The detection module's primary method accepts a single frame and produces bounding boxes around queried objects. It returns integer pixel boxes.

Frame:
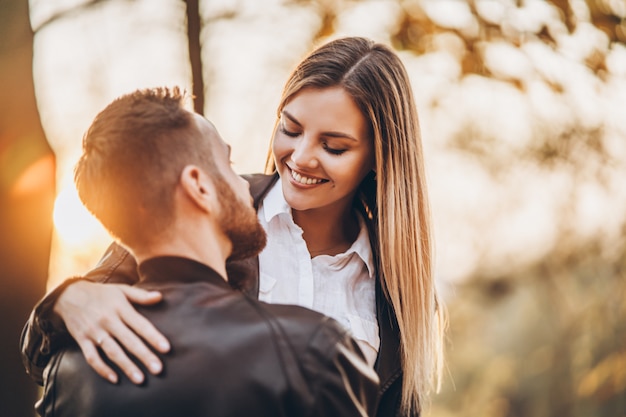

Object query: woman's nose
[290,137,319,169]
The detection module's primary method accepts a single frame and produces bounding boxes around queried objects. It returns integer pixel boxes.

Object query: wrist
[35,277,85,352]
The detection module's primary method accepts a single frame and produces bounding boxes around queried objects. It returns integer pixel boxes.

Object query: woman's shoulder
[241,173,279,206]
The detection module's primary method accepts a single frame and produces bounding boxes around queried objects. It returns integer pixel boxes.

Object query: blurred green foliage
[432,244,625,417]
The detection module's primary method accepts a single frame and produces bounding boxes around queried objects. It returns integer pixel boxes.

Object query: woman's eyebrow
[322,131,358,141]
[281,110,301,126]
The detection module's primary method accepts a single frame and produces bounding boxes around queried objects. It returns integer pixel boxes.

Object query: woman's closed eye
[279,124,347,155]
[323,143,347,155]
[279,126,300,137]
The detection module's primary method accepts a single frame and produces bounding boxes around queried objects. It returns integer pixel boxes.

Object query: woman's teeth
[291,170,325,185]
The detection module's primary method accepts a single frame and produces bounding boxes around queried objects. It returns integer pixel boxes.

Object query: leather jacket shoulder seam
[103,248,131,282]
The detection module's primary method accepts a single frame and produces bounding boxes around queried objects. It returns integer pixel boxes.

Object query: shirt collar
[343,215,376,279]
[262,180,376,279]
[262,180,291,223]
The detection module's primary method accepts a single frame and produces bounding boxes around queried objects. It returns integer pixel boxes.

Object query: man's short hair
[74,87,219,247]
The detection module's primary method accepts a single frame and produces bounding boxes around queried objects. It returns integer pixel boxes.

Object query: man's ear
[179,165,216,213]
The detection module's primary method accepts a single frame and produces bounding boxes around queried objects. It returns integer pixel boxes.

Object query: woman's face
[272,86,374,214]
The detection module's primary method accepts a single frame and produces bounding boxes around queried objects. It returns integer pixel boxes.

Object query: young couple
[22,36,446,417]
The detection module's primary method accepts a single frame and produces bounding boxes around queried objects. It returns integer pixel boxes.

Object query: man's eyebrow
[281,110,358,142]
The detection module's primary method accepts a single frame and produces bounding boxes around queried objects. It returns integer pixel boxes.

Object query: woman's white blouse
[257,181,380,366]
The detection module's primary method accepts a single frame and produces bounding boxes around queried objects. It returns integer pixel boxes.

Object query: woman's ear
[179,165,216,213]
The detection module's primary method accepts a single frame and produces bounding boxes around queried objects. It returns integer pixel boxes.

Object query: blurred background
[1,0,625,416]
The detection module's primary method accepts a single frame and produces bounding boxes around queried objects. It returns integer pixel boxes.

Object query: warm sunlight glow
[10,154,55,198]
[52,184,108,247]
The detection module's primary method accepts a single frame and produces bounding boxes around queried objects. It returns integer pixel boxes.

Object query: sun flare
[52,185,109,247]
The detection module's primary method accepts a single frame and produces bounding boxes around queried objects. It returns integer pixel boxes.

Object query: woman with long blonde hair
[22,36,445,416]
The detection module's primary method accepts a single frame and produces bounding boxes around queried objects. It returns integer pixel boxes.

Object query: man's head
[74,87,265,261]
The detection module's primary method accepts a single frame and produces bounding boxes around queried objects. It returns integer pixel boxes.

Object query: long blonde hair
[265,37,446,414]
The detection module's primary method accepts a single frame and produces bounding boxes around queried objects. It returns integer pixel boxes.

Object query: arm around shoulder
[20,242,139,384]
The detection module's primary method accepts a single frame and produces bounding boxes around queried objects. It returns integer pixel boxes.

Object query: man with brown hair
[35,87,378,417]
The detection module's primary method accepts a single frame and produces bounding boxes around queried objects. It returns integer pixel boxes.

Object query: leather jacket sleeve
[303,319,380,417]
[20,242,139,385]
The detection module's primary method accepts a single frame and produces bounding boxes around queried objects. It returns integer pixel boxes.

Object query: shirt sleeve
[20,242,139,385]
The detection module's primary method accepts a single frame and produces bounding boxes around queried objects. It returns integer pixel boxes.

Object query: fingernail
[108,373,118,384]
[131,371,144,384]
[149,361,162,374]
[159,341,170,351]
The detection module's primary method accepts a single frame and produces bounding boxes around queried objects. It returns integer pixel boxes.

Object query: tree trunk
[0,1,55,416]
[185,0,204,114]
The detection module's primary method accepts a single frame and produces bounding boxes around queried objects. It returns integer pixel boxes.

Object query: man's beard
[214,179,267,261]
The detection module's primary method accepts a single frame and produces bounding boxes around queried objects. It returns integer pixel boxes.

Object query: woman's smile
[287,166,328,186]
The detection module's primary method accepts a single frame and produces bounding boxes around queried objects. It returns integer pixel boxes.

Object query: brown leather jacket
[21,174,413,417]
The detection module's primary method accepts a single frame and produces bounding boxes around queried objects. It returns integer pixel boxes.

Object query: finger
[119,286,163,305]
[119,303,170,354]
[79,340,119,384]
[106,318,165,375]
[98,336,145,385]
